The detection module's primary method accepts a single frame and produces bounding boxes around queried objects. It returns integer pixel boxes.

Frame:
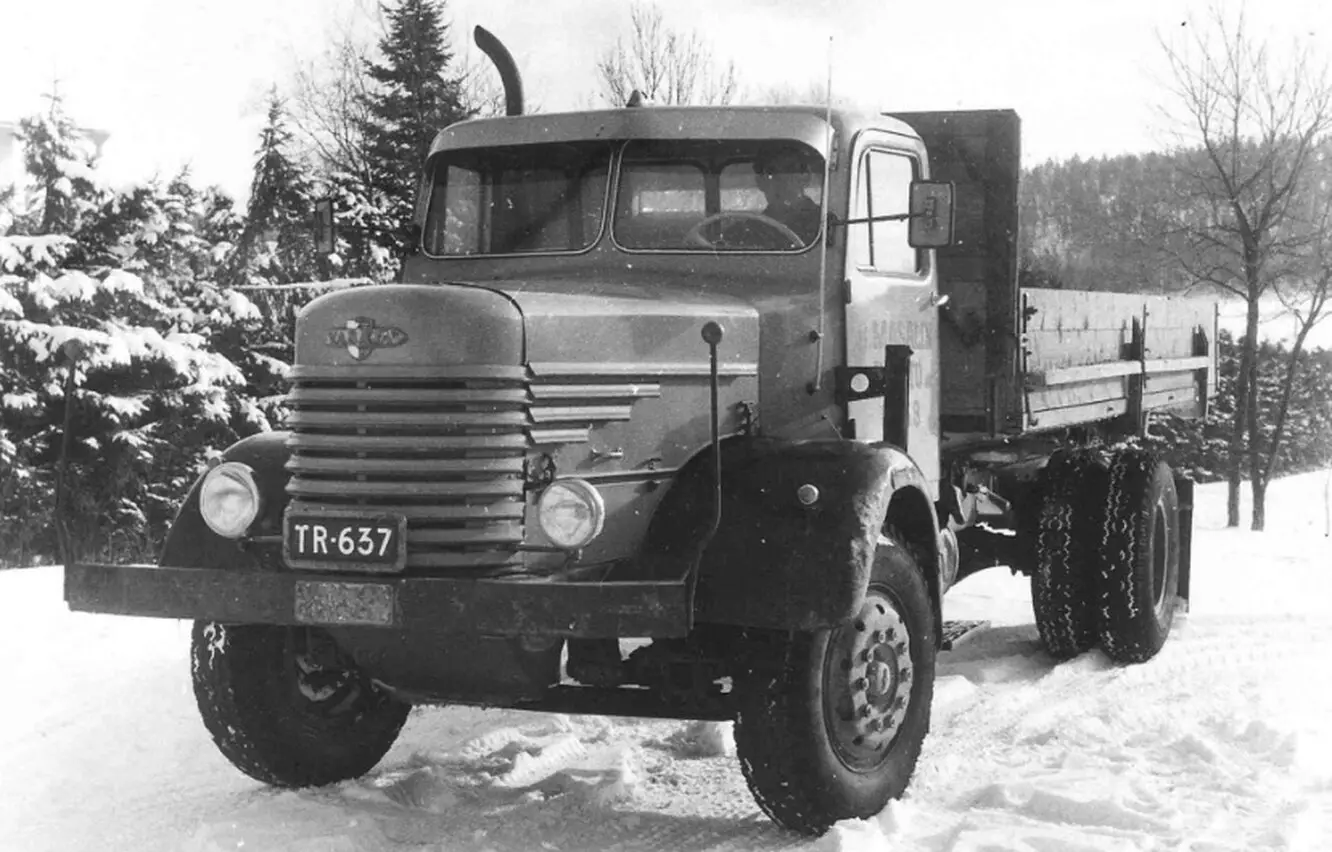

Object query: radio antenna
[811,36,834,394]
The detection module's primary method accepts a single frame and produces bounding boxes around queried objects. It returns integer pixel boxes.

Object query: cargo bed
[1020,287,1216,432]
[895,109,1218,443]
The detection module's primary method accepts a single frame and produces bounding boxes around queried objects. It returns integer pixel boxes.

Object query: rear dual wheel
[1029,449,1103,659]
[1030,448,1181,664]
[1098,450,1181,663]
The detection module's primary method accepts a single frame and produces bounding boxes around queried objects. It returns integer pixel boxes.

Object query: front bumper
[65,563,690,638]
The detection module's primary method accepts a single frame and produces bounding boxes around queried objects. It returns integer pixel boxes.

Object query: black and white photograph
[2,0,1331,849]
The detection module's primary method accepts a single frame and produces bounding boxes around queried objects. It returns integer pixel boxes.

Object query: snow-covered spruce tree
[234,89,320,287]
[11,93,105,239]
[222,88,323,421]
[0,94,260,567]
[96,170,282,438]
[332,0,473,279]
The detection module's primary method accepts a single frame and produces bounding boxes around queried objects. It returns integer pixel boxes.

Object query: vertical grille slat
[284,369,529,574]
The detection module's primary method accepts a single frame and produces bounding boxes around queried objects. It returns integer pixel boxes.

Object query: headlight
[536,478,605,549]
[199,462,261,538]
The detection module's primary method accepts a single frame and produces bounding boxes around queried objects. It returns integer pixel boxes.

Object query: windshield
[422,138,824,256]
[614,140,824,252]
[424,142,612,256]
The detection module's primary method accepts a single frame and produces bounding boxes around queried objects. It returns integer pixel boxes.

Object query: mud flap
[1175,475,1194,614]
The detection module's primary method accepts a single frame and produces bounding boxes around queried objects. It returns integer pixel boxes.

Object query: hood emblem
[326,317,408,361]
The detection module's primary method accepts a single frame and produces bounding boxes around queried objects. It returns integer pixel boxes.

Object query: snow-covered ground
[3,471,1331,852]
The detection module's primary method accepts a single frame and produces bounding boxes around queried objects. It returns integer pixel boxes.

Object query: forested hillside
[1019,152,1185,293]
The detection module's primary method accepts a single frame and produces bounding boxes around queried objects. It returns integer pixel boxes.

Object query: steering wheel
[684,211,804,250]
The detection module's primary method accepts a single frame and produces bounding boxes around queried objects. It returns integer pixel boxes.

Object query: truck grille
[284,365,528,574]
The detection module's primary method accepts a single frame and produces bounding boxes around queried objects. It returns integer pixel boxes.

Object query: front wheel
[732,534,937,836]
[191,622,410,787]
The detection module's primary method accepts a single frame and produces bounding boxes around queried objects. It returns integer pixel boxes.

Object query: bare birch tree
[1253,152,1332,527]
[596,2,738,106]
[288,7,379,187]
[1158,5,1332,529]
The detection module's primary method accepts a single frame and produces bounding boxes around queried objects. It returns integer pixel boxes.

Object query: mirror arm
[840,212,920,225]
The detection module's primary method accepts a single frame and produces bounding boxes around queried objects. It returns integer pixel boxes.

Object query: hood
[295,280,760,373]
[489,279,759,373]
[295,284,523,368]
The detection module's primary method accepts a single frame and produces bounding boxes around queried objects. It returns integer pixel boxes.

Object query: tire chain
[1097,449,1158,662]
[1030,450,1103,659]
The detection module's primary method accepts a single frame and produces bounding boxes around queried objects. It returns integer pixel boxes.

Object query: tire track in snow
[191,714,809,852]
[184,612,1332,851]
[906,612,1332,851]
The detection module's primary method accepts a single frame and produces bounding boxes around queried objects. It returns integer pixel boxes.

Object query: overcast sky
[3,0,1330,201]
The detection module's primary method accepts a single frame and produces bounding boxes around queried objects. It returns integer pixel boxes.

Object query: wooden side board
[1017,288,1217,432]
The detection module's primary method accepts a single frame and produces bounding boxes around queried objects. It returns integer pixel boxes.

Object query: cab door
[842,132,941,496]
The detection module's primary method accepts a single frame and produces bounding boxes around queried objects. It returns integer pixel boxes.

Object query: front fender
[159,431,292,569]
[646,438,937,632]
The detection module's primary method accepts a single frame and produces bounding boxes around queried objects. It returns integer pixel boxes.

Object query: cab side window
[850,150,921,276]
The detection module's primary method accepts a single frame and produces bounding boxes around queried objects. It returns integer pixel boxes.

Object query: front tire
[191,622,410,787]
[1097,450,1181,663]
[733,534,936,836]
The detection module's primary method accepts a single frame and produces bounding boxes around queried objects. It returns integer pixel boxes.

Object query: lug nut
[869,719,883,732]
[872,630,885,644]
[860,705,873,718]
[853,677,868,691]
[901,667,912,682]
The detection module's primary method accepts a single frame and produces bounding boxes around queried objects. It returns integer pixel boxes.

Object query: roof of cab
[426,105,921,159]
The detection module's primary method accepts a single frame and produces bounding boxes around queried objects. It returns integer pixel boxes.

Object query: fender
[159,431,293,570]
[643,438,941,633]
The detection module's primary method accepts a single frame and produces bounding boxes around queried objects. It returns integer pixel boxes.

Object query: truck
[65,28,1217,837]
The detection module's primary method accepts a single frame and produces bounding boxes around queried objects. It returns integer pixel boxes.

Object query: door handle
[919,292,950,311]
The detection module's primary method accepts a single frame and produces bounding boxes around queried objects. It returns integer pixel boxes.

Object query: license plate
[294,580,396,626]
[283,511,407,573]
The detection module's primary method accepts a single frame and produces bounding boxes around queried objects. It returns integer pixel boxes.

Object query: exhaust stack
[473,26,524,117]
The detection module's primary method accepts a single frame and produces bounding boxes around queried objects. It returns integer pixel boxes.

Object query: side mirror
[313,198,337,255]
[907,181,955,249]
[400,222,423,258]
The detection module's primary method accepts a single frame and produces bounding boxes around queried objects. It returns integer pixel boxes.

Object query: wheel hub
[824,588,913,769]
[292,631,365,715]
[865,660,894,700]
